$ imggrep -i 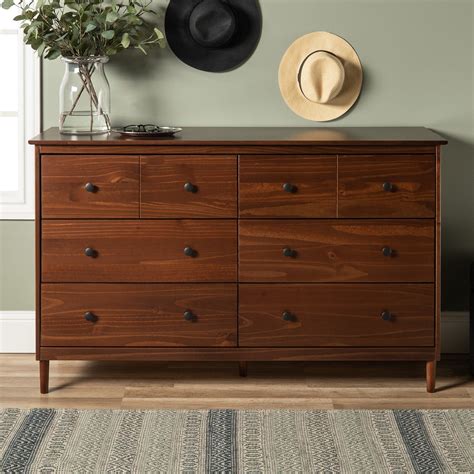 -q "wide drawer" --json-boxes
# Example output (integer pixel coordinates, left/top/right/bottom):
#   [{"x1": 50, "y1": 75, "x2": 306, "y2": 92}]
[
  {"x1": 42, "y1": 155, "x2": 139, "y2": 218},
  {"x1": 41, "y1": 284, "x2": 237, "y2": 347},
  {"x1": 239, "y1": 284, "x2": 434, "y2": 347},
  {"x1": 239, "y1": 220, "x2": 434, "y2": 282},
  {"x1": 239, "y1": 155, "x2": 337, "y2": 217},
  {"x1": 42, "y1": 220, "x2": 237, "y2": 282},
  {"x1": 338, "y1": 155, "x2": 435, "y2": 217},
  {"x1": 141, "y1": 155, "x2": 237, "y2": 218}
]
